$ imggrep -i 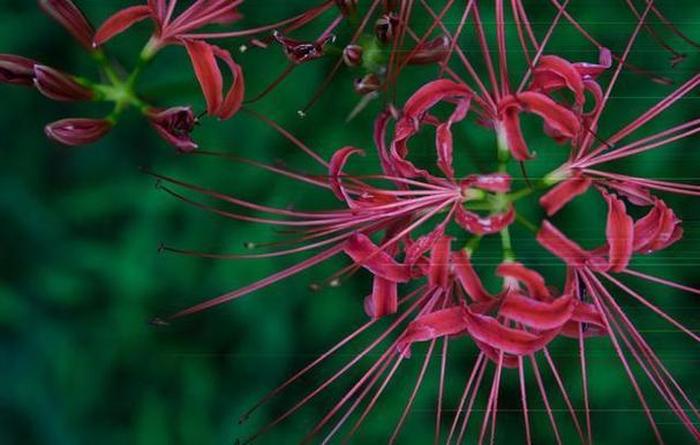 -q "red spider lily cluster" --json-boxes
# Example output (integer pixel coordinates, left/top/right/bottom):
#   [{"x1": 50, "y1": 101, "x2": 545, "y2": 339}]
[{"x1": 3, "y1": 0, "x2": 700, "y2": 444}]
